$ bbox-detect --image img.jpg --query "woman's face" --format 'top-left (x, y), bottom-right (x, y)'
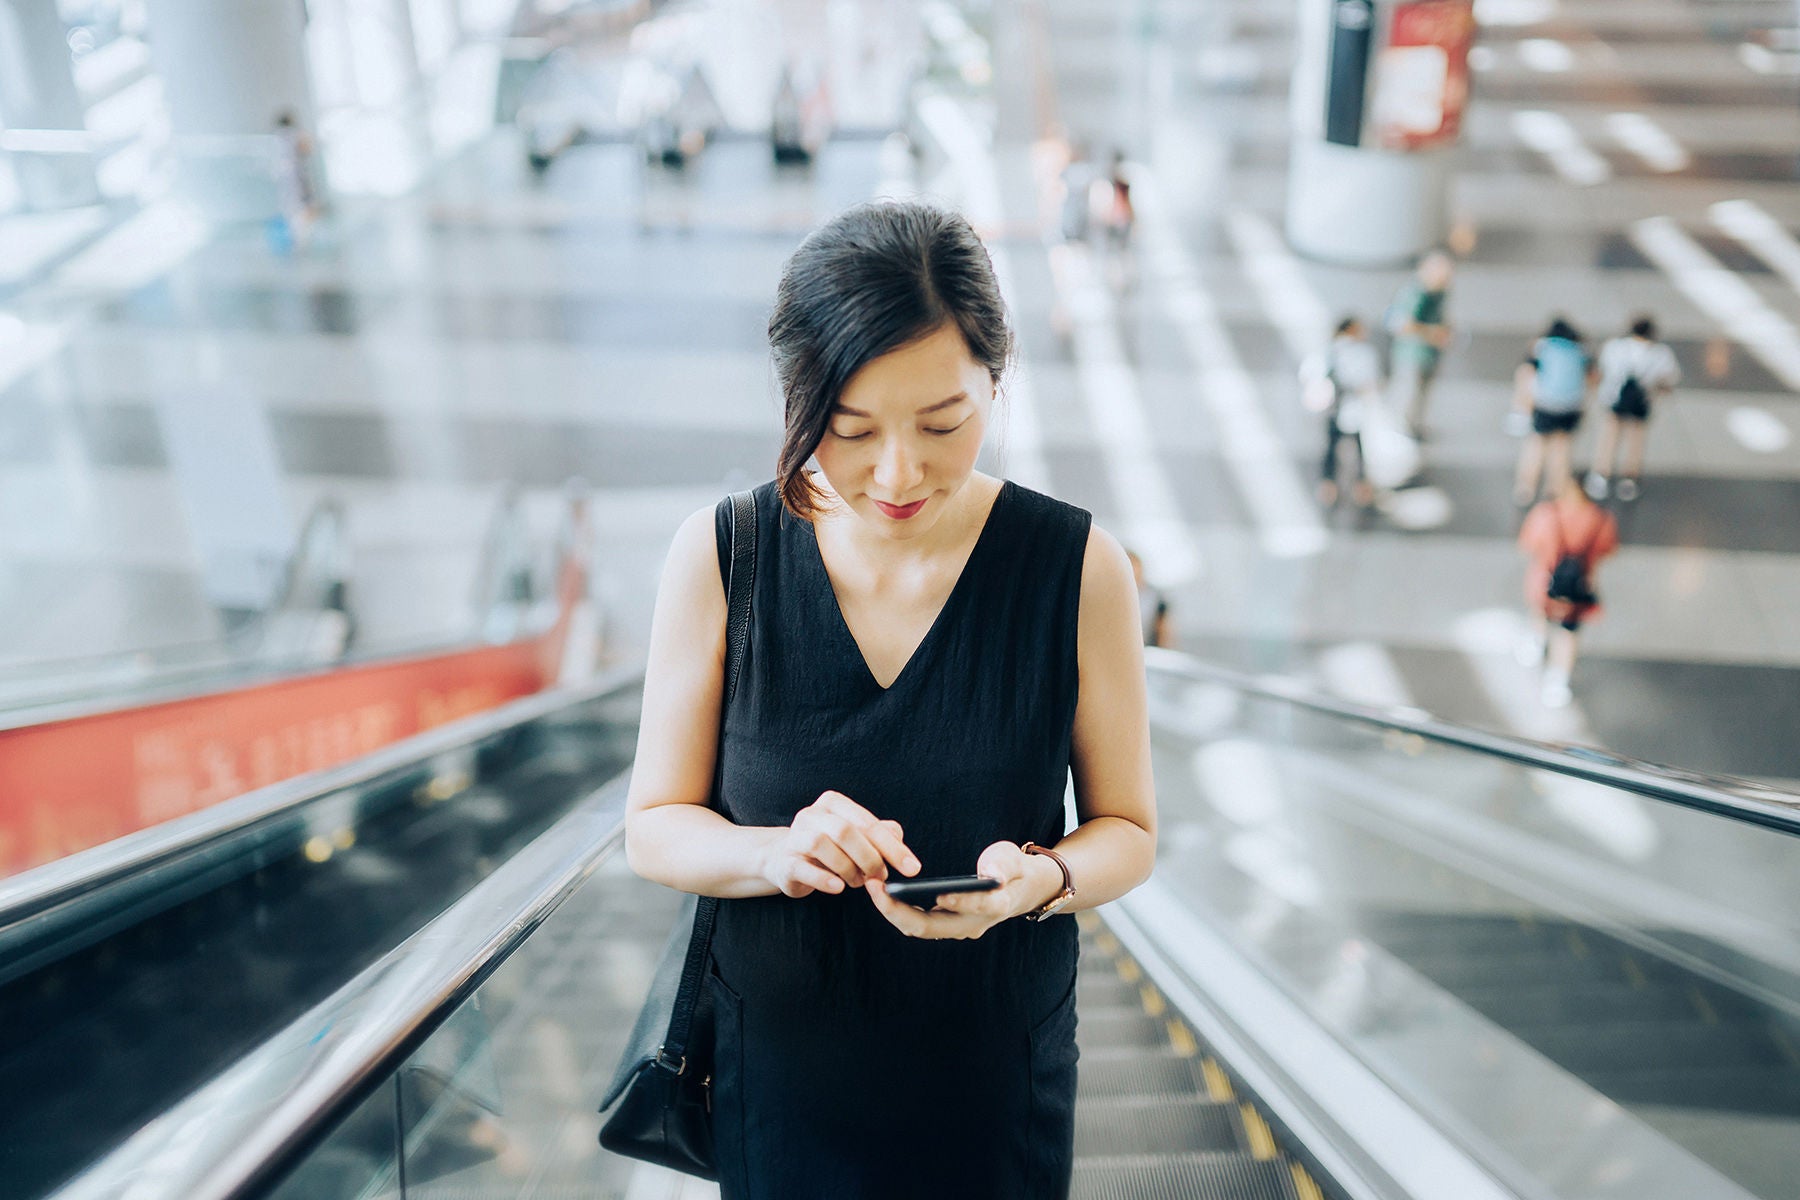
top-left (811, 322), bottom-right (993, 540)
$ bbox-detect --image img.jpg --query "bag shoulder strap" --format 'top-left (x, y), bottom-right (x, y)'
top-left (657, 488), bottom-right (757, 1075)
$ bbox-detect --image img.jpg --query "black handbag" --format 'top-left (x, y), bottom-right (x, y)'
top-left (598, 489), bottom-right (757, 1179)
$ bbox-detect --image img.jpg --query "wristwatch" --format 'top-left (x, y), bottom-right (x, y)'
top-left (1020, 842), bottom-right (1076, 922)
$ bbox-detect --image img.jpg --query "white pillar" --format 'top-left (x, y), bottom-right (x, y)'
top-left (0, 0), bottom-right (101, 208)
top-left (143, 0), bottom-right (316, 219)
top-left (1285, 0), bottom-right (1474, 265)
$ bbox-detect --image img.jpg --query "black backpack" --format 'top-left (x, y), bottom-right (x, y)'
top-left (1546, 508), bottom-right (1599, 605)
top-left (1615, 374), bottom-right (1649, 418)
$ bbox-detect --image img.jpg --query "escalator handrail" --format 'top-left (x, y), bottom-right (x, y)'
top-left (48, 764), bottom-right (634, 1200)
top-left (1149, 647), bottom-right (1800, 837)
top-left (0, 665), bottom-right (645, 933)
top-left (0, 626), bottom-right (486, 736)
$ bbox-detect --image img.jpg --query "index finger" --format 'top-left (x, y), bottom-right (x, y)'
top-left (818, 795), bottom-right (919, 875)
top-left (869, 820), bottom-right (920, 877)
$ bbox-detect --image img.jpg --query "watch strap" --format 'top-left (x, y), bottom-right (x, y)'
top-left (1021, 842), bottom-right (1075, 921)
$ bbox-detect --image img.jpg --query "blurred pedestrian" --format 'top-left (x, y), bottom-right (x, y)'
top-left (1384, 249), bottom-right (1455, 437)
top-left (1586, 315), bottom-right (1679, 502)
top-left (1126, 550), bottom-right (1175, 647)
top-left (1102, 150), bottom-right (1134, 252)
top-left (1057, 140), bottom-right (1094, 244)
top-left (1518, 475), bottom-right (1619, 707)
top-left (1512, 317), bottom-right (1595, 507)
top-left (271, 110), bottom-right (318, 252)
top-left (1303, 315), bottom-right (1381, 507)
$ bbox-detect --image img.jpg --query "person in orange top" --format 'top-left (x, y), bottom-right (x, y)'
top-left (1517, 476), bottom-right (1619, 707)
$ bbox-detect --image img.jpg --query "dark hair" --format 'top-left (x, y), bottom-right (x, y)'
top-left (767, 201), bottom-right (1013, 518)
top-left (1629, 314), bottom-right (1657, 340)
top-left (1334, 314), bottom-right (1361, 336)
top-left (1545, 316), bottom-right (1582, 343)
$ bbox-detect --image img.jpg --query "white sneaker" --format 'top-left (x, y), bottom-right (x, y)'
top-left (1541, 672), bottom-right (1573, 708)
top-left (1616, 478), bottom-right (1639, 502)
top-left (1584, 472), bottom-right (1609, 501)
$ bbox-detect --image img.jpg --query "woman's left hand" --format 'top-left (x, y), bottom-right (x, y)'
top-left (865, 840), bottom-right (1063, 940)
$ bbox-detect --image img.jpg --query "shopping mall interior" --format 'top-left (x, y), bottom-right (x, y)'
top-left (1, 0), bottom-right (1798, 1197)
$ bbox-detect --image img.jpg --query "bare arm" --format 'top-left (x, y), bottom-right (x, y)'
top-left (625, 507), bottom-right (918, 899)
top-left (624, 507), bottom-right (782, 897)
top-left (1045, 524), bottom-right (1159, 910)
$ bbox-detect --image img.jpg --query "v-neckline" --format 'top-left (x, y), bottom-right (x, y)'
top-left (807, 480), bottom-right (1013, 694)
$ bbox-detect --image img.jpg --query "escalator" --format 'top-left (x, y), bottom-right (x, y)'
top-left (8, 649), bottom-right (1798, 1199)
top-left (0, 487), bottom-right (598, 880)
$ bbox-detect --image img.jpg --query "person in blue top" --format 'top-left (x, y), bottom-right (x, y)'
top-left (1512, 317), bottom-right (1597, 507)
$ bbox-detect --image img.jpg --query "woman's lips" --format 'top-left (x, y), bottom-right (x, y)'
top-left (874, 497), bottom-right (927, 520)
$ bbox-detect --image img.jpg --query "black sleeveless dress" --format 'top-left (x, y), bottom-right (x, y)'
top-left (707, 478), bottom-right (1091, 1200)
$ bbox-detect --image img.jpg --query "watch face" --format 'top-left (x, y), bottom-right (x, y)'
top-left (1032, 890), bottom-right (1074, 920)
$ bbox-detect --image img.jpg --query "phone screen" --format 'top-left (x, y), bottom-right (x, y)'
top-left (883, 875), bottom-right (1000, 909)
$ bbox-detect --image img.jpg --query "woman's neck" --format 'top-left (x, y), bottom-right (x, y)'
top-left (814, 473), bottom-right (999, 574)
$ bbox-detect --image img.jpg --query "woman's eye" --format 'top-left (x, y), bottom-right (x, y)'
top-left (832, 429), bottom-right (872, 441)
top-left (926, 422), bottom-right (968, 436)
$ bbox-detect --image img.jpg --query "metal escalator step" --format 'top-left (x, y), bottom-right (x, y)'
top-left (1077, 1008), bottom-right (1174, 1052)
top-left (1075, 1096), bottom-right (1245, 1156)
top-left (1078, 974), bottom-right (1140, 1008)
top-left (1072, 1151), bottom-right (1301, 1200)
top-left (1077, 1053), bottom-right (1207, 1100)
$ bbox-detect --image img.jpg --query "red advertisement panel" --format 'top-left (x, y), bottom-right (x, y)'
top-left (1370, 0), bottom-right (1477, 151)
top-left (0, 640), bottom-right (558, 877)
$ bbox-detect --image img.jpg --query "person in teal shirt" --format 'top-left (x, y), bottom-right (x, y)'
top-left (1385, 249), bottom-right (1455, 437)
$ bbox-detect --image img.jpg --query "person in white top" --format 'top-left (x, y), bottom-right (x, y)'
top-left (1303, 316), bottom-right (1383, 506)
top-left (1586, 315), bottom-right (1680, 501)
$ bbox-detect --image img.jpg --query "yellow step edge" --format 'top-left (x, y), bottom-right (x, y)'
top-left (1115, 957), bottom-right (1141, 984)
top-left (1166, 1018), bottom-right (1198, 1057)
top-left (1621, 955), bottom-right (1648, 989)
top-left (1200, 1056), bottom-right (1235, 1101)
top-left (1239, 1102), bottom-right (1279, 1161)
top-left (1139, 984), bottom-right (1166, 1018)
top-left (1690, 986), bottom-right (1720, 1025)
top-left (1291, 1163), bottom-right (1326, 1200)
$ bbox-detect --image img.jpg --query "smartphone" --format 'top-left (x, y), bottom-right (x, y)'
top-left (883, 875), bottom-right (1000, 910)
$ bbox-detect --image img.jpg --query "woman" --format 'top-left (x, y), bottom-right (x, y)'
top-left (1512, 317), bottom-right (1597, 506)
top-left (1518, 475), bottom-right (1619, 707)
top-left (624, 202), bottom-right (1157, 1199)
top-left (1308, 315), bottom-right (1380, 507)
top-left (1585, 314), bottom-right (1680, 502)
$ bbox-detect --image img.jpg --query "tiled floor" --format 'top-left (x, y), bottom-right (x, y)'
top-left (0, 0), bottom-right (1795, 785)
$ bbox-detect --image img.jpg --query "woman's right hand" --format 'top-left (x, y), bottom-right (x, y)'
top-left (759, 791), bottom-right (921, 898)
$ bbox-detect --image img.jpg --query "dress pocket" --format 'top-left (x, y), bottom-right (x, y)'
top-left (1026, 974), bottom-right (1079, 1200)
top-left (705, 964), bottom-right (751, 1198)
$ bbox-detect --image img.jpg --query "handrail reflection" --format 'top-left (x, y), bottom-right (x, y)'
top-left (1147, 647), bottom-right (1800, 838)
top-left (46, 774), bottom-right (632, 1200)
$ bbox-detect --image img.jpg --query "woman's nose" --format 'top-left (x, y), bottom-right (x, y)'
top-left (873, 436), bottom-right (924, 492)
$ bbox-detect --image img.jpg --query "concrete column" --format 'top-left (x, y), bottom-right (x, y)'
top-left (1285, 0), bottom-right (1475, 265)
top-left (143, 0), bottom-right (317, 220)
top-left (0, 0), bottom-right (100, 209)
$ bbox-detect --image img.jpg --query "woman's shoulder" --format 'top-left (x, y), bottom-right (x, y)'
top-left (999, 478), bottom-right (1093, 540)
